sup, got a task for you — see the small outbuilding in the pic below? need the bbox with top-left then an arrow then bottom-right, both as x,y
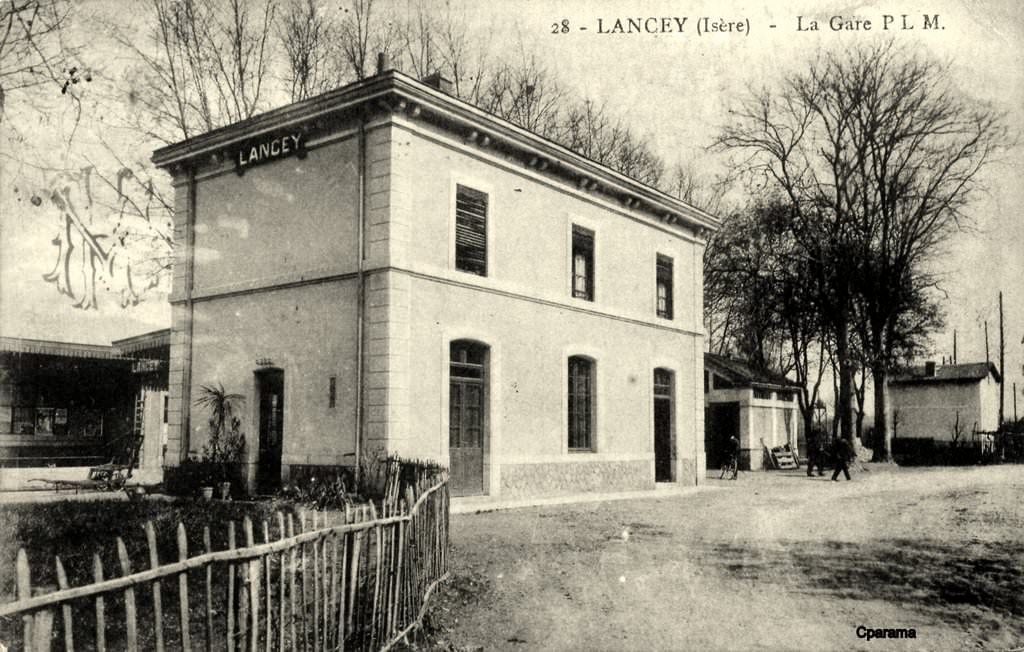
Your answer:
888,361 -> 1001,449
0,330 -> 168,490
703,353 -> 801,471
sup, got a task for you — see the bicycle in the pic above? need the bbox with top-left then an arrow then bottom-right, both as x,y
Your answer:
719,456 -> 738,480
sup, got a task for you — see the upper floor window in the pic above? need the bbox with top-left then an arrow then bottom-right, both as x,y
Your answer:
572,225 -> 594,301
455,185 -> 488,276
568,356 -> 595,451
753,388 -> 773,400
656,254 -> 673,319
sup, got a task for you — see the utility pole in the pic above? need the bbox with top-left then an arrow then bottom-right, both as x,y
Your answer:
953,330 -> 957,364
999,291 -> 1005,426
984,321 -> 990,364
1014,382 -> 1018,422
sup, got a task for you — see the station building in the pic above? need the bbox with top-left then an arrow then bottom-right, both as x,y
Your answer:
153,66 -> 718,499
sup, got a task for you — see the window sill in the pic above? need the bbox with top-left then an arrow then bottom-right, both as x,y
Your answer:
568,448 -> 596,454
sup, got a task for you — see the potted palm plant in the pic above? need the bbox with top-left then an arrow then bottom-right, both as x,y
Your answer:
194,383 -> 246,500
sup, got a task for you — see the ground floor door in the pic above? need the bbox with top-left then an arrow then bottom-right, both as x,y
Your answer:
654,369 -> 674,482
256,369 -> 284,494
449,341 -> 488,497
705,402 -> 740,470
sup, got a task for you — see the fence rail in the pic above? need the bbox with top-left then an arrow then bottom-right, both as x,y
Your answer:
1,472 -> 450,652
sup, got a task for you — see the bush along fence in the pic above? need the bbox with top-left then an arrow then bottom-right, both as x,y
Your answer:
0,471 -> 450,652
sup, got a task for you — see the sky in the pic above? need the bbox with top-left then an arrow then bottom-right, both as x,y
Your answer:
1,0 -> 1022,411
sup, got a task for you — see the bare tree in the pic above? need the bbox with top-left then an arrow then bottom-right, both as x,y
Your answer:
718,42 -> 1004,447
278,0 -> 337,101
560,98 -> 663,186
0,0 -> 80,123
479,51 -> 563,139
662,159 -> 729,214
839,44 -> 1004,461
118,0 -> 278,143
703,198 -> 829,438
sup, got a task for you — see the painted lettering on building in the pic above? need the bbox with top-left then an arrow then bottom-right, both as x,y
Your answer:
236,133 -> 304,173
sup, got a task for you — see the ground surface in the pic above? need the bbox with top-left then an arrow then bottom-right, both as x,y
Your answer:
413,465 -> 1024,652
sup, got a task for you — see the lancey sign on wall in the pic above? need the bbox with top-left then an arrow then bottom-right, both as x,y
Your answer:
235,132 -> 305,173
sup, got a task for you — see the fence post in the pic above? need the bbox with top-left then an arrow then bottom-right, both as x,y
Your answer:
16,549 -> 32,651
227,521 -> 236,652
92,554 -> 106,652
298,510 -> 309,650
177,523 -> 192,652
145,522 -> 166,652
247,517 -> 260,652
203,525 -> 214,652
311,511 -> 320,651
262,519 -> 272,652
274,513 -> 286,652
54,557 -> 74,651
286,513 -> 297,651
116,538 -> 139,652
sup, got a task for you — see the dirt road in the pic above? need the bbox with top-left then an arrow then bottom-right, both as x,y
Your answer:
415,465 -> 1024,651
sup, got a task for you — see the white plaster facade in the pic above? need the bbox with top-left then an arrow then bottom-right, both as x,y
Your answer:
155,70 -> 718,499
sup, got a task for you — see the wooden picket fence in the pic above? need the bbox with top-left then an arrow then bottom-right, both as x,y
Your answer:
0,472 -> 450,652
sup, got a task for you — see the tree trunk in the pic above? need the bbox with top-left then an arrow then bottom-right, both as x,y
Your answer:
854,367 -> 866,442
836,317 -> 855,443
872,367 -> 893,462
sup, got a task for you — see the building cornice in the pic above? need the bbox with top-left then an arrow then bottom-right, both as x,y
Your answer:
152,71 -> 720,235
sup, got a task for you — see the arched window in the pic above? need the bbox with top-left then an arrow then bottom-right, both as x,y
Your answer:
568,356 -> 595,451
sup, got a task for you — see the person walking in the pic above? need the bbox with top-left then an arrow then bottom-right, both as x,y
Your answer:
831,436 -> 854,481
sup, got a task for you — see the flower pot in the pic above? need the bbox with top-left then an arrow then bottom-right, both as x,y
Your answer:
218,481 -> 232,500
200,486 -> 214,501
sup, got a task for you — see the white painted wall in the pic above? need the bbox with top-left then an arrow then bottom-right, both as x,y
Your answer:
380,119 -> 706,490
170,115 -> 710,496
890,381 -> 986,441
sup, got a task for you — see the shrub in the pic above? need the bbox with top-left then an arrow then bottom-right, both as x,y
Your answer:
277,451 -> 446,511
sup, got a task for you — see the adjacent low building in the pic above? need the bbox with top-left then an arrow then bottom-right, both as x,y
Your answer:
0,331 -> 168,490
703,353 -> 801,471
152,65 -> 719,499
888,361 -> 1001,445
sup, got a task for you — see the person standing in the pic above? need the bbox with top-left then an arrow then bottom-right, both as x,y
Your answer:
806,428 -> 826,477
831,436 -> 853,481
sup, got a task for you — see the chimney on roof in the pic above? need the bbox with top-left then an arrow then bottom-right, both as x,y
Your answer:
422,71 -> 454,94
925,361 -> 937,377
376,52 -> 391,75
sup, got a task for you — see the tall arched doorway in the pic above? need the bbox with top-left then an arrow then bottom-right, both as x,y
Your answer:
449,340 -> 489,496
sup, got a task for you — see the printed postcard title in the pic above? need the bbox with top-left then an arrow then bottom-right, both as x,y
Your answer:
549,14 -> 944,37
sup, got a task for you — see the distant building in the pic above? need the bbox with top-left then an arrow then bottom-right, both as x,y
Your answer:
703,353 -> 801,471
0,330 -> 168,490
888,361 -> 1001,445
152,68 -> 718,499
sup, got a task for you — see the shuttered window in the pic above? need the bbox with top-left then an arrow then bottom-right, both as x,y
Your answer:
572,226 -> 594,301
568,356 -> 595,451
455,185 -> 488,275
656,254 -> 673,319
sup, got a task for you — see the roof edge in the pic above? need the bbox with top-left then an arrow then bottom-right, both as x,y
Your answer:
152,71 -> 720,234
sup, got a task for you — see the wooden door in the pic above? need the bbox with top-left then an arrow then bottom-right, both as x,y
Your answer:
654,369 -> 674,482
449,341 -> 487,496
256,370 -> 284,494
